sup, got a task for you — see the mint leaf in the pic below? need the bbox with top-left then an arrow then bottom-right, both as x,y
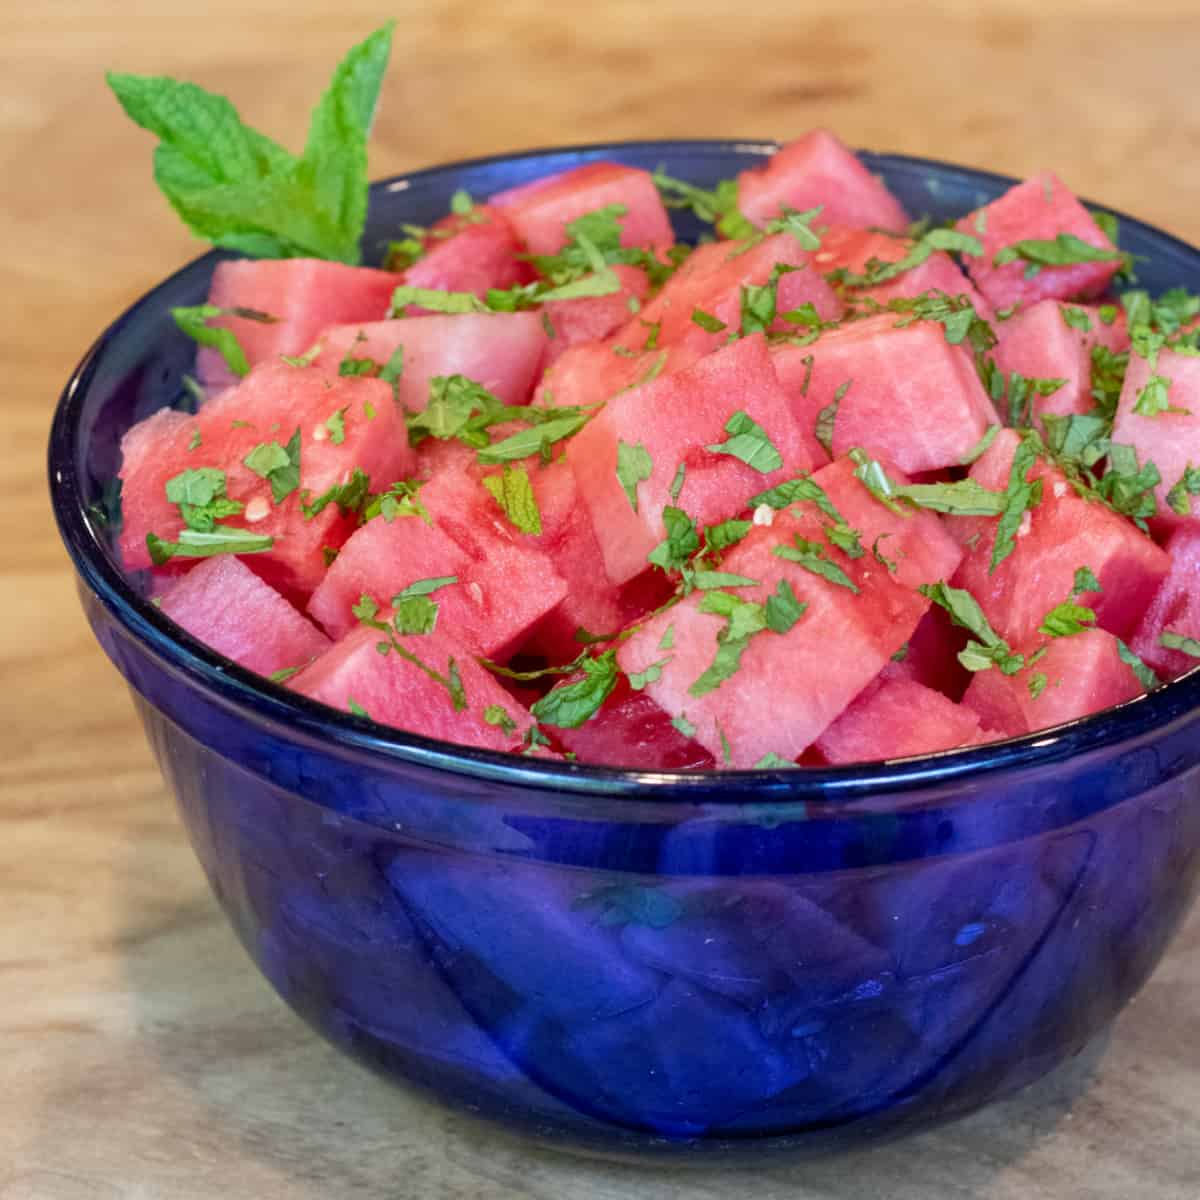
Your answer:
1166,464 -> 1200,516
920,581 -> 1023,675
476,410 -> 593,464
815,380 -> 850,457
408,375 -> 500,444
850,451 -> 1005,516
669,462 -> 687,503
388,285 -> 489,316
691,308 -> 727,334
1028,671 -> 1049,700
994,233 -> 1126,272
164,467 -> 244,531
1097,443 -> 1160,530
347,698 -> 371,718
671,712 -> 697,738
648,506 -> 700,573
482,465 -> 542,534
1073,566 -> 1102,595
1039,600 -> 1097,638
531,650 -> 619,728
243,427 -> 301,503
703,518 -> 752,552
991,435 -> 1043,573
692,571 -> 760,590
628,657 -> 672,690
651,170 -> 754,239
391,575 -> 458,635
833,228 -> 982,288
960,425 -> 1000,466
705,410 -> 783,473
689,591 -> 769,697
172,304 -> 276,377
146,524 -> 273,565
109,24 -> 394,262
616,441 -> 653,512
482,704 -> 517,735
300,466 -> 370,520
1117,639 -> 1161,689
1133,373 -> 1188,418
754,752 -> 797,768
1161,630 -> 1200,658
1061,305 -> 1093,333
773,536 -> 859,593
764,578 -> 806,633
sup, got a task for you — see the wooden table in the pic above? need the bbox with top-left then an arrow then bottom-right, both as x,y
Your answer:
6,3 -> 1200,1196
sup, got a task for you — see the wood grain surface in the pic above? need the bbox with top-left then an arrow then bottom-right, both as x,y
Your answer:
6,3 -> 1200,1196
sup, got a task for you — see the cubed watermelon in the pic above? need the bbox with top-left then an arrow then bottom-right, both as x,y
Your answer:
398,204 -> 532,308
610,233 -> 842,358
770,314 -> 997,473
542,265 -> 651,360
813,677 -> 989,763
1110,345 -> 1200,530
992,300 -> 1130,423
197,259 -> 398,388
616,508 -> 928,766
1129,526 -> 1200,680
491,162 -> 675,256
553,678 -> 716,769
156,554 -> 330,676
566,334 -> 815,586
534,341 -> 697,411
962,628 -> 1145,737
317,312 -> 548,411
736,130 -> 909,233
955,173 -> 1124,311
289,624 -> 533,751
951,429 -> 1170,644
119,361 -> 413,597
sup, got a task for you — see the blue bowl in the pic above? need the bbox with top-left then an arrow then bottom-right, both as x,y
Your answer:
49,141 -> 1200,1161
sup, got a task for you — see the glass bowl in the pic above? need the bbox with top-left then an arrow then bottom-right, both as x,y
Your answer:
48,140 -> 1200,1162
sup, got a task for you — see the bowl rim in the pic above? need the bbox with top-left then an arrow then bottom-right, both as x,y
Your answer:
48,137 -> 1200,802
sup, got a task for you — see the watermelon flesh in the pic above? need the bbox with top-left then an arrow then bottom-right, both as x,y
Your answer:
954,172 -> 1124,312
197,259 -> 398,388
962,629 -> 1145,737
616,509 -> 928,767
156,554 -> 330,676
813,677 -> 990,764
736,130 -> 909,233
317,312 -> 549,411
1129,526 -> 1200,680
610,234 -> 843,359
535,341 -> 698,411
992,300 -> 1130,424
491,161 -> 675,257
542,264 -> 651,359
770,314 -> 997,474
950,429 -> 1171,645
119,361 -> 413,598
880,606 -> 971,700
566,333 -> 816,586
1110,345 -> 1200,531
289,625 -> 534,752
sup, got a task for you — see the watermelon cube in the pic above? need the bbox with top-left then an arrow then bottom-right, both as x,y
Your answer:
954,172 -> 1124,311
542,264 -> 650,360
566,334 -> 815,586
616,508 -> 928,766
1110,345 -> 1200,530
490,161 -> 675,256
534,340 -> 697,411
736,130 -> 909,233
398,204 -> 531,308
1129,526 -> 1200,680
156,554 -> 330,677
951,430 -> 1170,644
610,233 -> 842,358
307,466 -> 567,661
814,224 -> 992,316
770,314 -> 997,473
119,361 -> 413,597
553,678 -> 716,769
992,300 -> 1131,423
804,456 -> 964,592
962,629 -> 1145,737
813,677 -> 990,764
317,312 -> 548,412
196,259 -> 398,388
289,624 -> 533,751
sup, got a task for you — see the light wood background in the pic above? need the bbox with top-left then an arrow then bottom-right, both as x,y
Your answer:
5,2 -> 1200,1196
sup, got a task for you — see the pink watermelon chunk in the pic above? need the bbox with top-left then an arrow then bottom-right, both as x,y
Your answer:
736,130 -> 909,233
1129,526 -> 1200,680
542,264 -> 650,360
196,259 -> 398,388
880,606 -> 970,700
610,233 -> 842,359
289,624 -> 533,751
554,678 -> 716,770
534,340 -> 698,411
814,224 -> 993,316
813,677 -> 989,764
950,429 -> 1170,644
491,161 -> 675,256
617,508 -> 928,766
398,204 -> 532,308
804,456 -> 963,592
317,312 -> 549,411
307,466 -> 567,661
962,628 -> 1145,737
119,361 -> 413,598
156,554 -> 330,677
770,314 -> 997,473
954,172 -> 1124,311
1110,345 -> 1200,530
566,334 -> 816,586
992,300 -> 1130,424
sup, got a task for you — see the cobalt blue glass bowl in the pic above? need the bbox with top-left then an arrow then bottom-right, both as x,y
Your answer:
49,141 -> 1200,1161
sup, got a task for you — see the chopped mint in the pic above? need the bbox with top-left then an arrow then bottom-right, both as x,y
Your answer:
389,285 -> 489,316
703,518 -> 753,552
764,578 -> 806,633
481,465 -> 542,534
959,425 -> 999,466
1028,672 -> 1049,700
1161,630 -> 1200,658
705,410 -> 783,473
347,698 -> 371,718
1116,639 -> 1161,689
531,650 -> 619,728
991,435 -> 1043,573
688,590 -> 768,697
1073,566 -> 1102,595
920,581 -> 1024,675
616,441 -> 654,512
1133,373 -> 1187,418
1060,305 -> 1093,332
658,623 -> 675,651
815,380 -> 850,457
648,505 -> 700,573
146,524 -> 273,565
773,536 -> 859,593
651,169 -> 754,240
692,571 -> 760,590
187,428 -> 202,451
164,466 -> 244,531
482,704 -> 517,735
691,308 -> 727,334
669,462 -> 687,503
994,233 -> 1128,275
754,752 -> 796,769
1166,465 -> 1200,516
1038,600 -> 1097,638
324,407 -> 348,445
300,466 -> 370,520
628,657 -> 671,690
171,304 -> 275,377
671,712 -> 697,738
